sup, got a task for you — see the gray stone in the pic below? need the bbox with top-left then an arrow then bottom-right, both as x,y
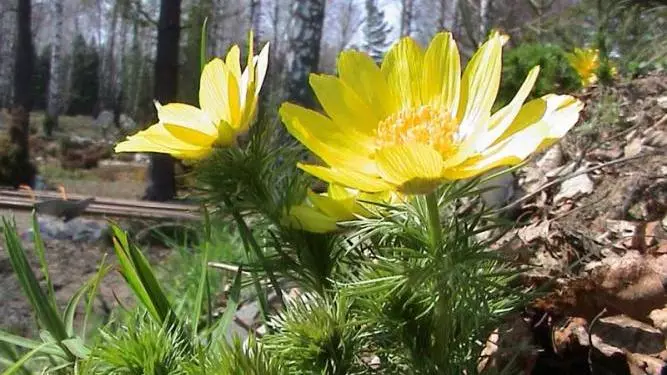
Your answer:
94,110 -> 114,129
22,216 -> 108,243
119,114 -> 137,131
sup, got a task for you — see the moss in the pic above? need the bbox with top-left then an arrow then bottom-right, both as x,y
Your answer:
498,43 -> 582,108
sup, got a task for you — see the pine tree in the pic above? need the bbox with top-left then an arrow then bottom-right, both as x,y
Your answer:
363,0 -> 392,63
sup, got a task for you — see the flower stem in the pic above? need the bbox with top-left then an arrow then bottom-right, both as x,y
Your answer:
425,192 -> 442,249
222,196 -> 284,326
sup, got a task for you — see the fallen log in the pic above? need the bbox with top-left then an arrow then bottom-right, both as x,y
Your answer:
0,190 -> 199,221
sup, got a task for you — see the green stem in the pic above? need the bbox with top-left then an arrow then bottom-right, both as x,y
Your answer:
222,196 -> 284,324
425,192 -> 442,250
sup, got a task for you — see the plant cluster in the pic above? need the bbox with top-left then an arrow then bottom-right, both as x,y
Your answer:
1,30 -> 585,374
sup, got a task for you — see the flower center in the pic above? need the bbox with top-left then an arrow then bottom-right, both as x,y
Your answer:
375,105 -> 459,157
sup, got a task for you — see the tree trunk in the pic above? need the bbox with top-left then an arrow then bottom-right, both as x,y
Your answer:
45,0 -> 64,136
144,0 -> 181,202
438,0 -> 460,32
284,0 -> 325,107
281,0 -> 326,144
400,0 -> 413,37
0,2 -> 16,108
250,0 -> 263,43
479,0 -> 491,42
8,0 -> 36,188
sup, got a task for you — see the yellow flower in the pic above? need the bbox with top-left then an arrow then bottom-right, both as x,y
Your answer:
566,47 -> 601,87
284,185 -> 395,233
280,32 -> 583,195
115,33 -> 269,159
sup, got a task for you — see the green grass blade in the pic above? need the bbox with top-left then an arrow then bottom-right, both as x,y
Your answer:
200,17 -> 208,74
61,338 -> 90,359
30,211 -> 56,310
81,255 -> 110,343
63,260 -> 109,339
1,218 -> 70,354
209,269 -> 243,342
1,343 -> 49,375
0,343 -> 30,375
0,331 -> 64,358
191,244 -> 209,340
63,285 -> 90,337
110,224 -> 173,325
111,227 -> 160,322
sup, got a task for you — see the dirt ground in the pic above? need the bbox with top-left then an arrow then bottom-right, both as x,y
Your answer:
484,73 -> 667,374
0,114 -> 159,336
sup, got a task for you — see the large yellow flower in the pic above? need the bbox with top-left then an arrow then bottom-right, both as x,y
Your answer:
280,33 -> 583,195
284,185 -> 396,233
566,47 -> 600,87
115,35 -> 269,159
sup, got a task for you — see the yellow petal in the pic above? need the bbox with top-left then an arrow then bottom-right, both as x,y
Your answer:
199,58 -> 232,125
444,120 -> 548,180
474,66 -> 540,151
280,103 -> 377,174
225,63 -> 241,127
298,163 -> 393,193
156,103 -> 217,146
309,74 -> 380,135
255,43 -> 270,96
381,37 -> 425,109
536,95 -> 584,150
115,124 -> 210,159
284,205 -> 338,233
456,36 -> 503,142
337,51 -> 396,119
307,190 -> 356,221
422,32 -> 461,115
497,94 -> 583,146
375,144 -> 444,194
225,45 -> 242,84
446,94 -> 583,179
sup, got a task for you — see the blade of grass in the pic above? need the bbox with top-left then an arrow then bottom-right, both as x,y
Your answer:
0,343 -> 29,375
110,224 -> 173,325
191,243 -> 209,340
1,218 -> 72,360
64,261 -> 110,338
81,255 -> 109,343
208,269 -> 243,343
0,331 -> 64,358
1,343 -> 50,375
30,211 -> 56,309
111,233 -> 159,322
200,17 -> 208,74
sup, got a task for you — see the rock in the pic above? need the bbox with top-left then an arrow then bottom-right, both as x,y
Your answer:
22,216 -> 108,243
480,169 -> 518,209
626,352 -> 667,375
586,252 -> 667,320
592,315 -> 665,356
657,96 -> 667,110
94,110 -> 114,129
133,153 -> 150,164
554,172 -> 595,203
119,114 -> 137,131
649,306 -> 667,334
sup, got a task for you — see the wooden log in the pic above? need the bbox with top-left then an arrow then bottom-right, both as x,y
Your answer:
0,188 -> 197,211
0,192 -> 199,221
